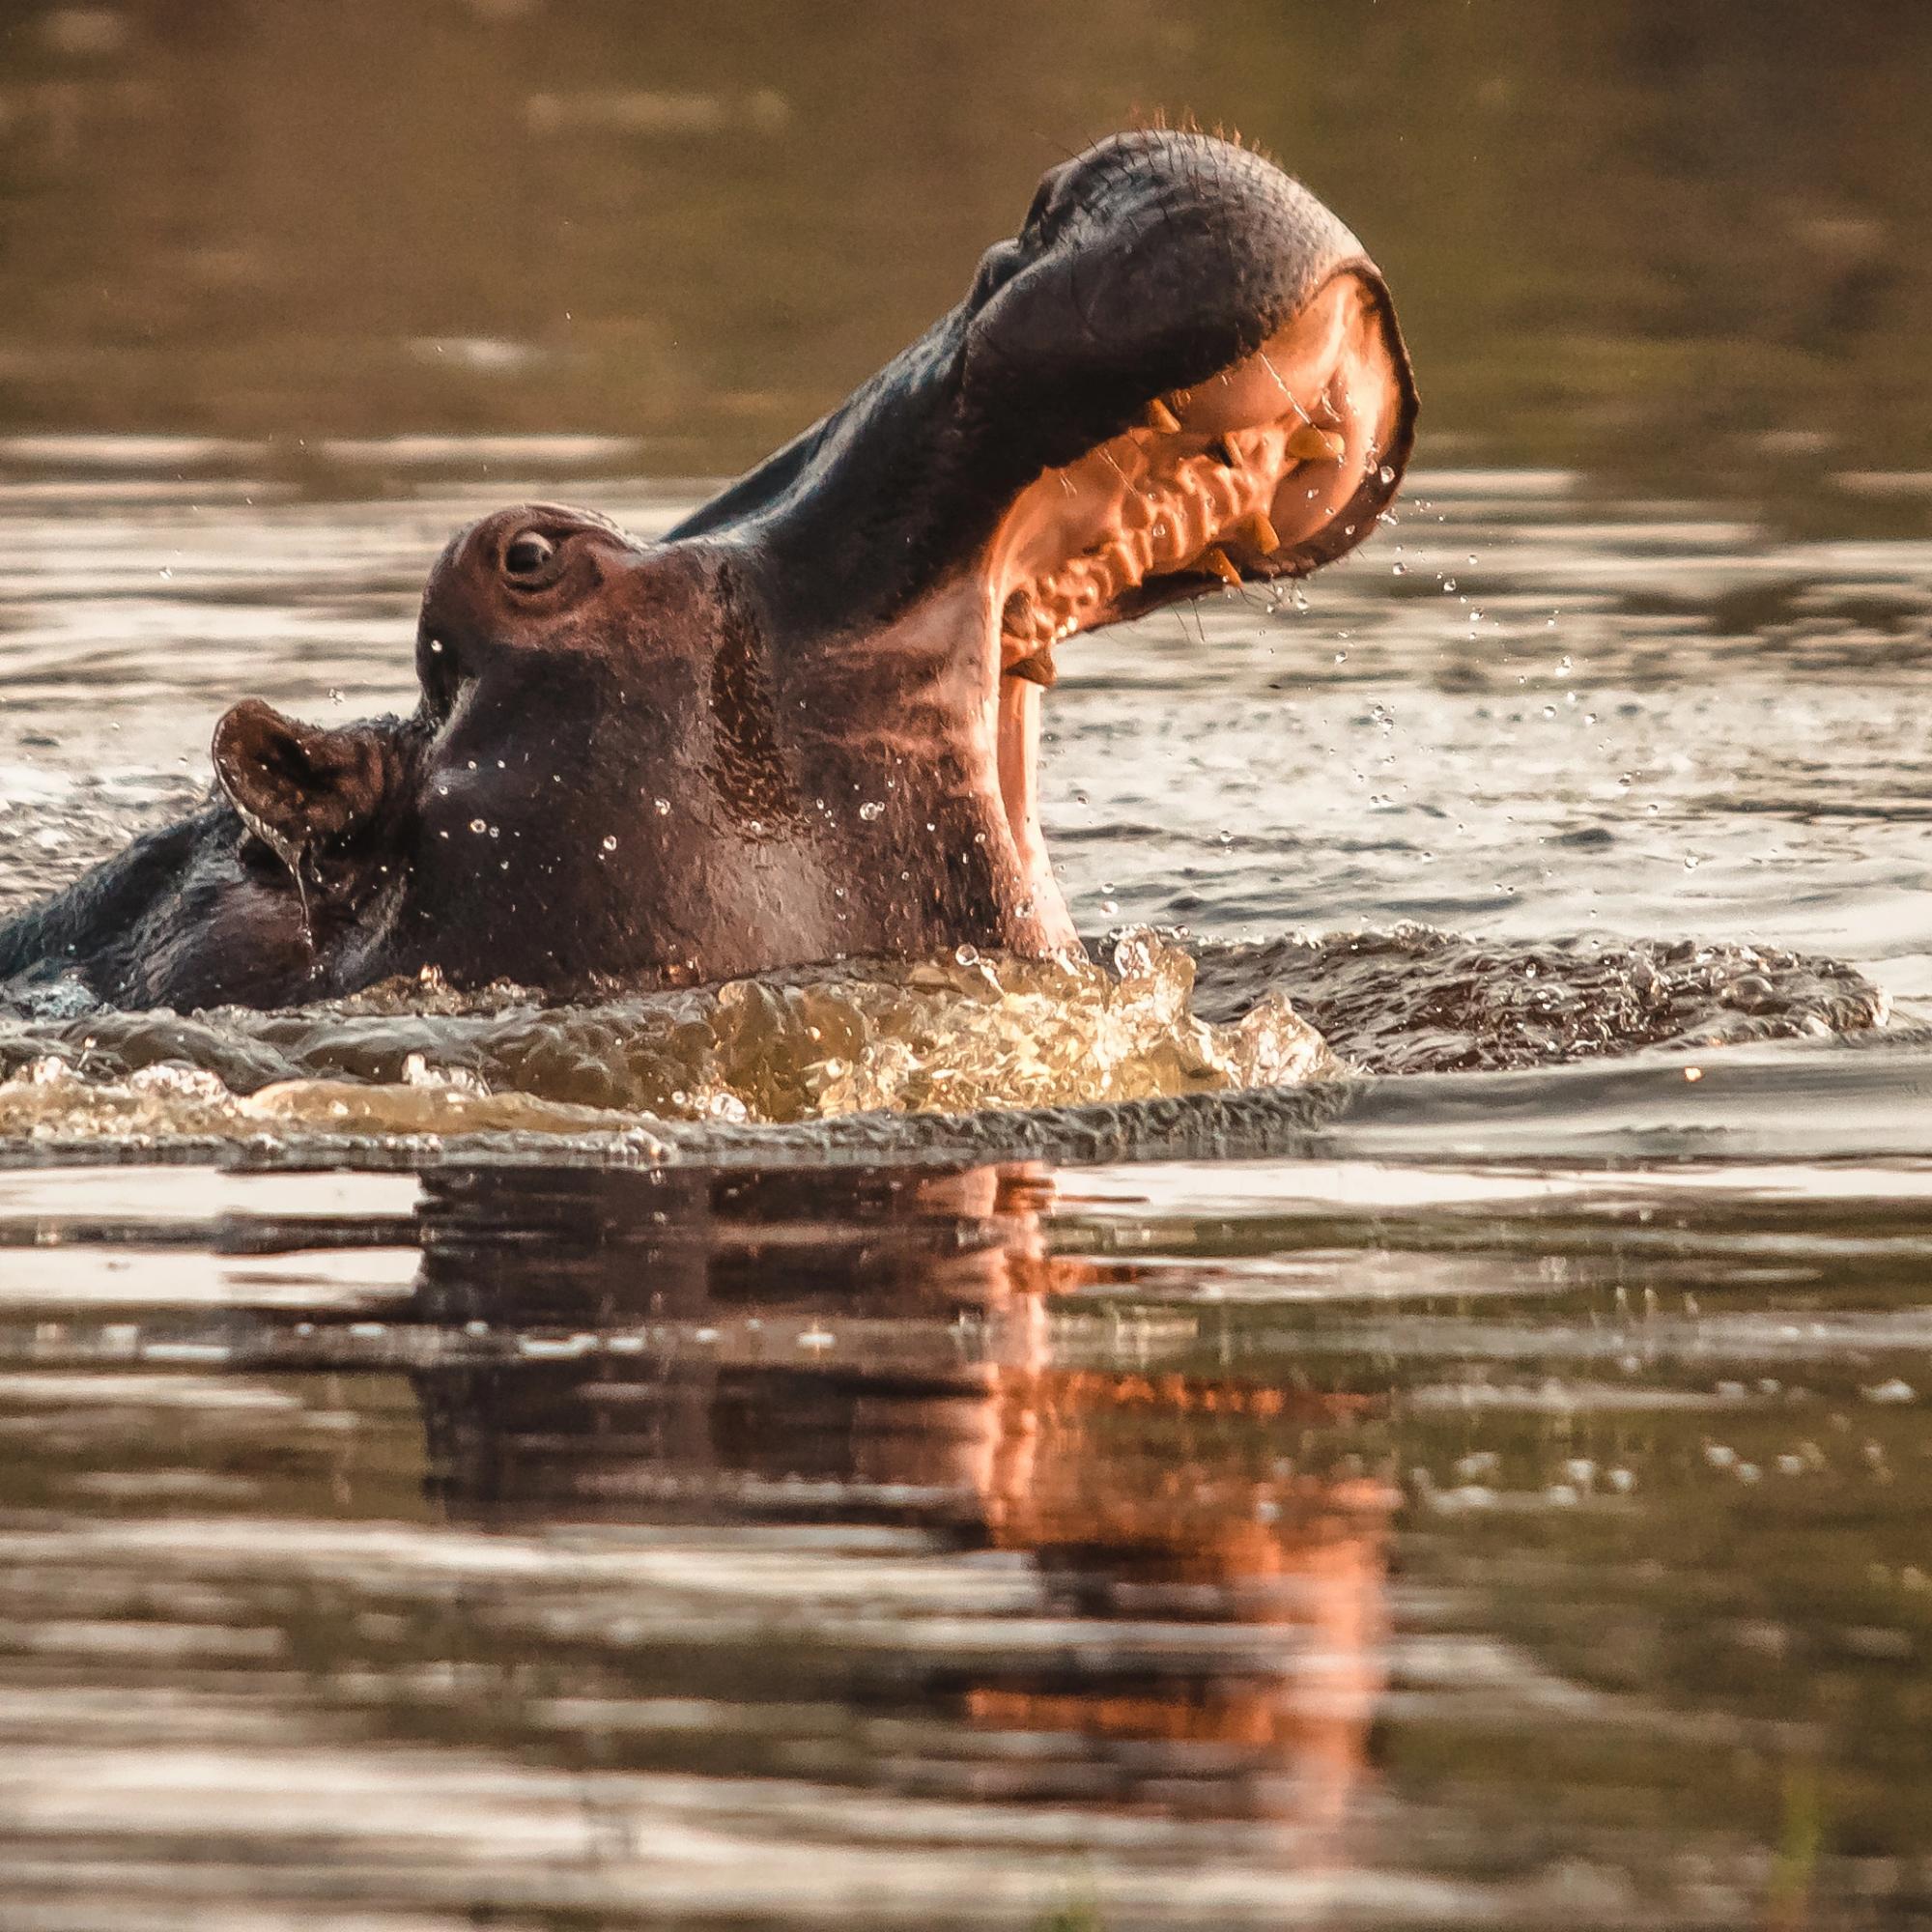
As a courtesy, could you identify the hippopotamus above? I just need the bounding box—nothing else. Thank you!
[0,131,1415,1009]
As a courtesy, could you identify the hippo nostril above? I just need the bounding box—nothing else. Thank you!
[503,531,556,579]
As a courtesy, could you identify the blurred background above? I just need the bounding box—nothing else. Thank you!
[1,0,1927,528]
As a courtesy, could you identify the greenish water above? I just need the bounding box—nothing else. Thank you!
[2,0,1929,514]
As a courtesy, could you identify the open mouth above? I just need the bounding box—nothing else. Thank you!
[978,270,1413,909]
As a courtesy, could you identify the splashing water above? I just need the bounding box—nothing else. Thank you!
[0,917,1889,1156]
[0,931,1336,1147]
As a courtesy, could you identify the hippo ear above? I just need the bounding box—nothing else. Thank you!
[212,698,398,879]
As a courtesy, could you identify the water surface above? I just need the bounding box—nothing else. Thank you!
[2,444,1930,1928]
[3,1153,1932,1928]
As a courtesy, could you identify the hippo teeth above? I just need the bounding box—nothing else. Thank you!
[1285,420,1348,463]
[1236,510,1281,554]
[988,275,1407,680]
[1200,546,1242,589]
[995,438,1319,660]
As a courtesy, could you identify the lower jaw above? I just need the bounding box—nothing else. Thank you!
[793,573,1077,960]
[997,674,1077,949]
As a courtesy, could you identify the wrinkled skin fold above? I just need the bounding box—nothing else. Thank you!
[0,131,1416,1010]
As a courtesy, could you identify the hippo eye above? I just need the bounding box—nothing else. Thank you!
[503,530,556,579]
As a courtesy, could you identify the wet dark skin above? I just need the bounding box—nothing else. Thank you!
[0,132,1416,1009]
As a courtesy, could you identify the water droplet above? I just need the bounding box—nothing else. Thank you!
[601,834,617,852]
[858,801,885,822]
[1390,561,1406,577]
[469,817,487,834]
[954,944,980,965]
[653,797,670,815]
[1378,465,1395,484]
[157,566,173,582]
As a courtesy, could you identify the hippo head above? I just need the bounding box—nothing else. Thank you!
[208,511,810,994]
[5,131,1415,1009]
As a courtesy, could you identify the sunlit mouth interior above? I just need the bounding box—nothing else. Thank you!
[979,271,1409,909]
[988,273,1405,687]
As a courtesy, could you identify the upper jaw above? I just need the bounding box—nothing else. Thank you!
[665,134,1405,639]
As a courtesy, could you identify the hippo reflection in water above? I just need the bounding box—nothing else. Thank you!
[406,1161,1391,1839]
[0,132,1415,1009]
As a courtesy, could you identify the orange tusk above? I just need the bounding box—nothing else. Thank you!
[1201,546,1242,588]
[1007,647,1058,687]
[1143,396,1182,435]
[1286,421,1347,463]
[1236,510,1281,554]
